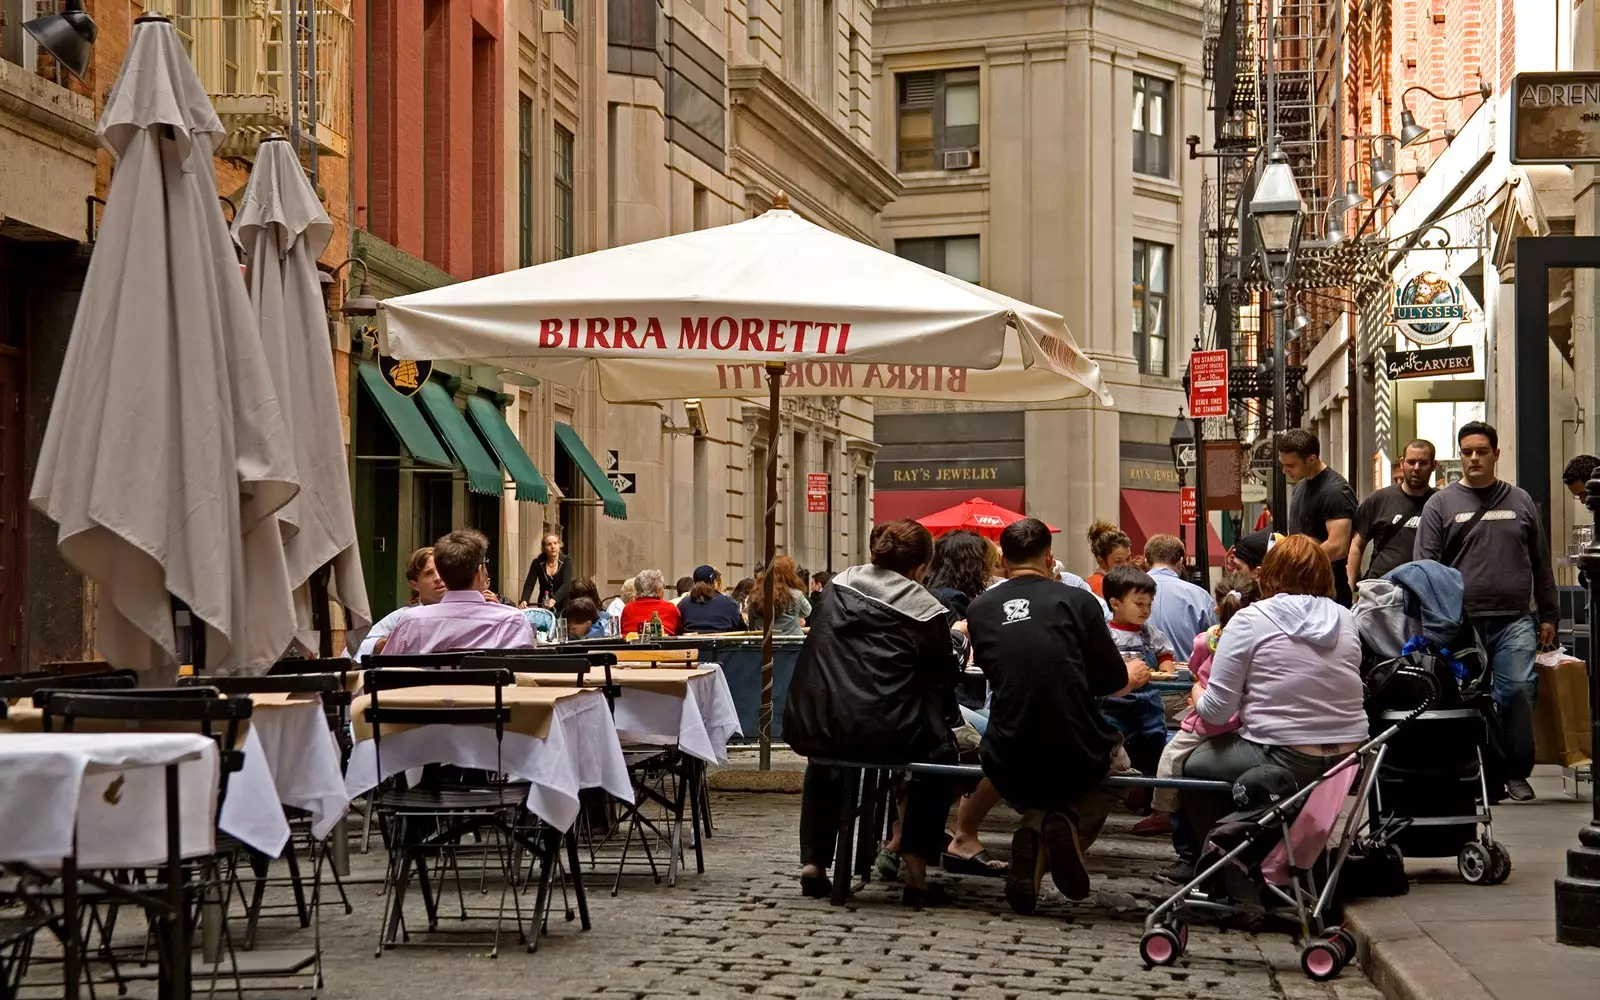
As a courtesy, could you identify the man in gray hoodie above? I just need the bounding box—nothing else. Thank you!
[1414,421,1559,802]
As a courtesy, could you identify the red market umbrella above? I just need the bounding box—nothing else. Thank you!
[915,497,1058,541]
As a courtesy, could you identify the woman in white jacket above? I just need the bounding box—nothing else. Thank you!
[1181,535,1367,826]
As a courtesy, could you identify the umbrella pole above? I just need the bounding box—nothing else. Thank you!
[758,361,784,771]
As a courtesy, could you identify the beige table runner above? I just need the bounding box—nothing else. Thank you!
[350,685,591,741]
[515,667,713,698]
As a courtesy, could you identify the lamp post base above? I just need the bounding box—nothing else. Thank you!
[1555,825,1600,947]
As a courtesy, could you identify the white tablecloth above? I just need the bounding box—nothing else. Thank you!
[343,688,631,832]
[248,700,349,840]
[0,732,219,868]
[613,667,741,764]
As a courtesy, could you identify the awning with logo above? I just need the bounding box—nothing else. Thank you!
[465,395,549,504]
[418,381,505,496]
[356,362,453,469]
[554,422,626,519]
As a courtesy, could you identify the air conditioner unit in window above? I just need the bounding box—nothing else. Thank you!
[943,148,976,170]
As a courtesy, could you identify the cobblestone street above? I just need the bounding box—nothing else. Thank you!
[268,792,1386,1000]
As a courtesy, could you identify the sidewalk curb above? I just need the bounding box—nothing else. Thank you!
[1345,899,1496,1000]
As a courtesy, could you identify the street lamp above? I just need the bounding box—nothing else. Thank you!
[1557,474,1600,946]
[1249,135,1305,536]
[1399,80,1491,149]
[1170,407,1195,567]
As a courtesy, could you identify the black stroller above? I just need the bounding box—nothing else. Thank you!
[1354,561,1511,886]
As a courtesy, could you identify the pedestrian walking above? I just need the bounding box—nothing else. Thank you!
[1347,439,1438,591]
[1413,421,1559,802]
[1277,429,1358,606]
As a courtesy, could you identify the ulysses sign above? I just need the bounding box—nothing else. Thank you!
[1510,71,1600,164]
[1385,346,1475,380]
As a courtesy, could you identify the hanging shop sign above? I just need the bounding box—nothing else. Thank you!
[379,354,433,396]
[1385,346,1476,380]
[1391,268,1468,346]
[1509,72,1600,165]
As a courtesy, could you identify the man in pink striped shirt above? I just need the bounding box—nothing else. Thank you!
[383,529,534,654]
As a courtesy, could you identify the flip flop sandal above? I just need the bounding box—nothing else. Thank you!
[875,847,902,882]
[1042,812,1091,901]
[941,850,1010,877]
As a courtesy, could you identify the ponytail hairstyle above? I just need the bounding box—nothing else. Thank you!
[1213,573,1260,629]
[1086,519,1132,568]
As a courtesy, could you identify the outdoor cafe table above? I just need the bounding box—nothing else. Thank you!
[0,732,219,1000]
[0,702,304,859]
[342,685,631,832]
[515,667,742,764]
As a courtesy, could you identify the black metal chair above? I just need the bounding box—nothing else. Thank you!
[363,666,534,957]
[38,689,256,999]
[362,651,473,670]
[175,673,353,946]
[0,671,137,719]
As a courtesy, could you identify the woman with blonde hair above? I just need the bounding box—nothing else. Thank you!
[519,532,571,609]
[1084,520,1132,597]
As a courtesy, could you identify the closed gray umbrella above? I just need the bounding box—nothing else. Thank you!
[233,136,372,651]
[30,15,299,678]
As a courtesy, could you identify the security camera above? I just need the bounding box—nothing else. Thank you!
[683,399,709,437]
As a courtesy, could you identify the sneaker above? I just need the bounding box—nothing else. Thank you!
[1504,777,1537,802]
[1005,815,1046,916]
[1156,860,1196,886]
[1041,812,1091,901]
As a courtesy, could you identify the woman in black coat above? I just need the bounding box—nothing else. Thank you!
[519,533,571,608]
[783,519,964,906]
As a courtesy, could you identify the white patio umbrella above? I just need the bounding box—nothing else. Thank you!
[30,14,299,679]
[233,136,372,655]
[378,197,1113,762]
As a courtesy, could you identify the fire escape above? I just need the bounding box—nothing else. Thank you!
[1199,0,1349,501]
[139,0,352,184]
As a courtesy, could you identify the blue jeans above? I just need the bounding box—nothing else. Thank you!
[1480,614,1538,780]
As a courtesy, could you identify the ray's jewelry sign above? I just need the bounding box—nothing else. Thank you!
[1391,267,1467,346]
[1510,71,1600,164]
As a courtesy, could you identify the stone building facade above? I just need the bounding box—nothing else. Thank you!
[869,0,1207,572]
[493,1,897,603]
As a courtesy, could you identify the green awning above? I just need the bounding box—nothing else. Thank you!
[554,422,626,519]
[356,363,453,468]
[465,395,549,504]
[418,381,504,496]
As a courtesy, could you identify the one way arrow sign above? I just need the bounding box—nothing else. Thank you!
[1175,443,1197,471]
[608,472,637,495]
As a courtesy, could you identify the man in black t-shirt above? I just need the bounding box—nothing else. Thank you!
[1279,428,1359,606]
[1348,438,1438,590]
[969,518,1150,916]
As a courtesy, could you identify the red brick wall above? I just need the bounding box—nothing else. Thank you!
[1372,0,1498,201]
[359,0,498,280]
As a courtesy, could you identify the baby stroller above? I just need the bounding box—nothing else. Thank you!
[1355,561,1510,886]
[1138,653,1445,982]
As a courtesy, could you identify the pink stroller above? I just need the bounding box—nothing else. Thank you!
[1138,712,1420,982]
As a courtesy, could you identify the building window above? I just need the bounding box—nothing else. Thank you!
[554,0,575,22]
[895,236,980,286]
[1132,73,1172,178]
[518,96,533,268]
[896,68,979,172]
[554,125,574,260]
[1133,239,1171,376]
